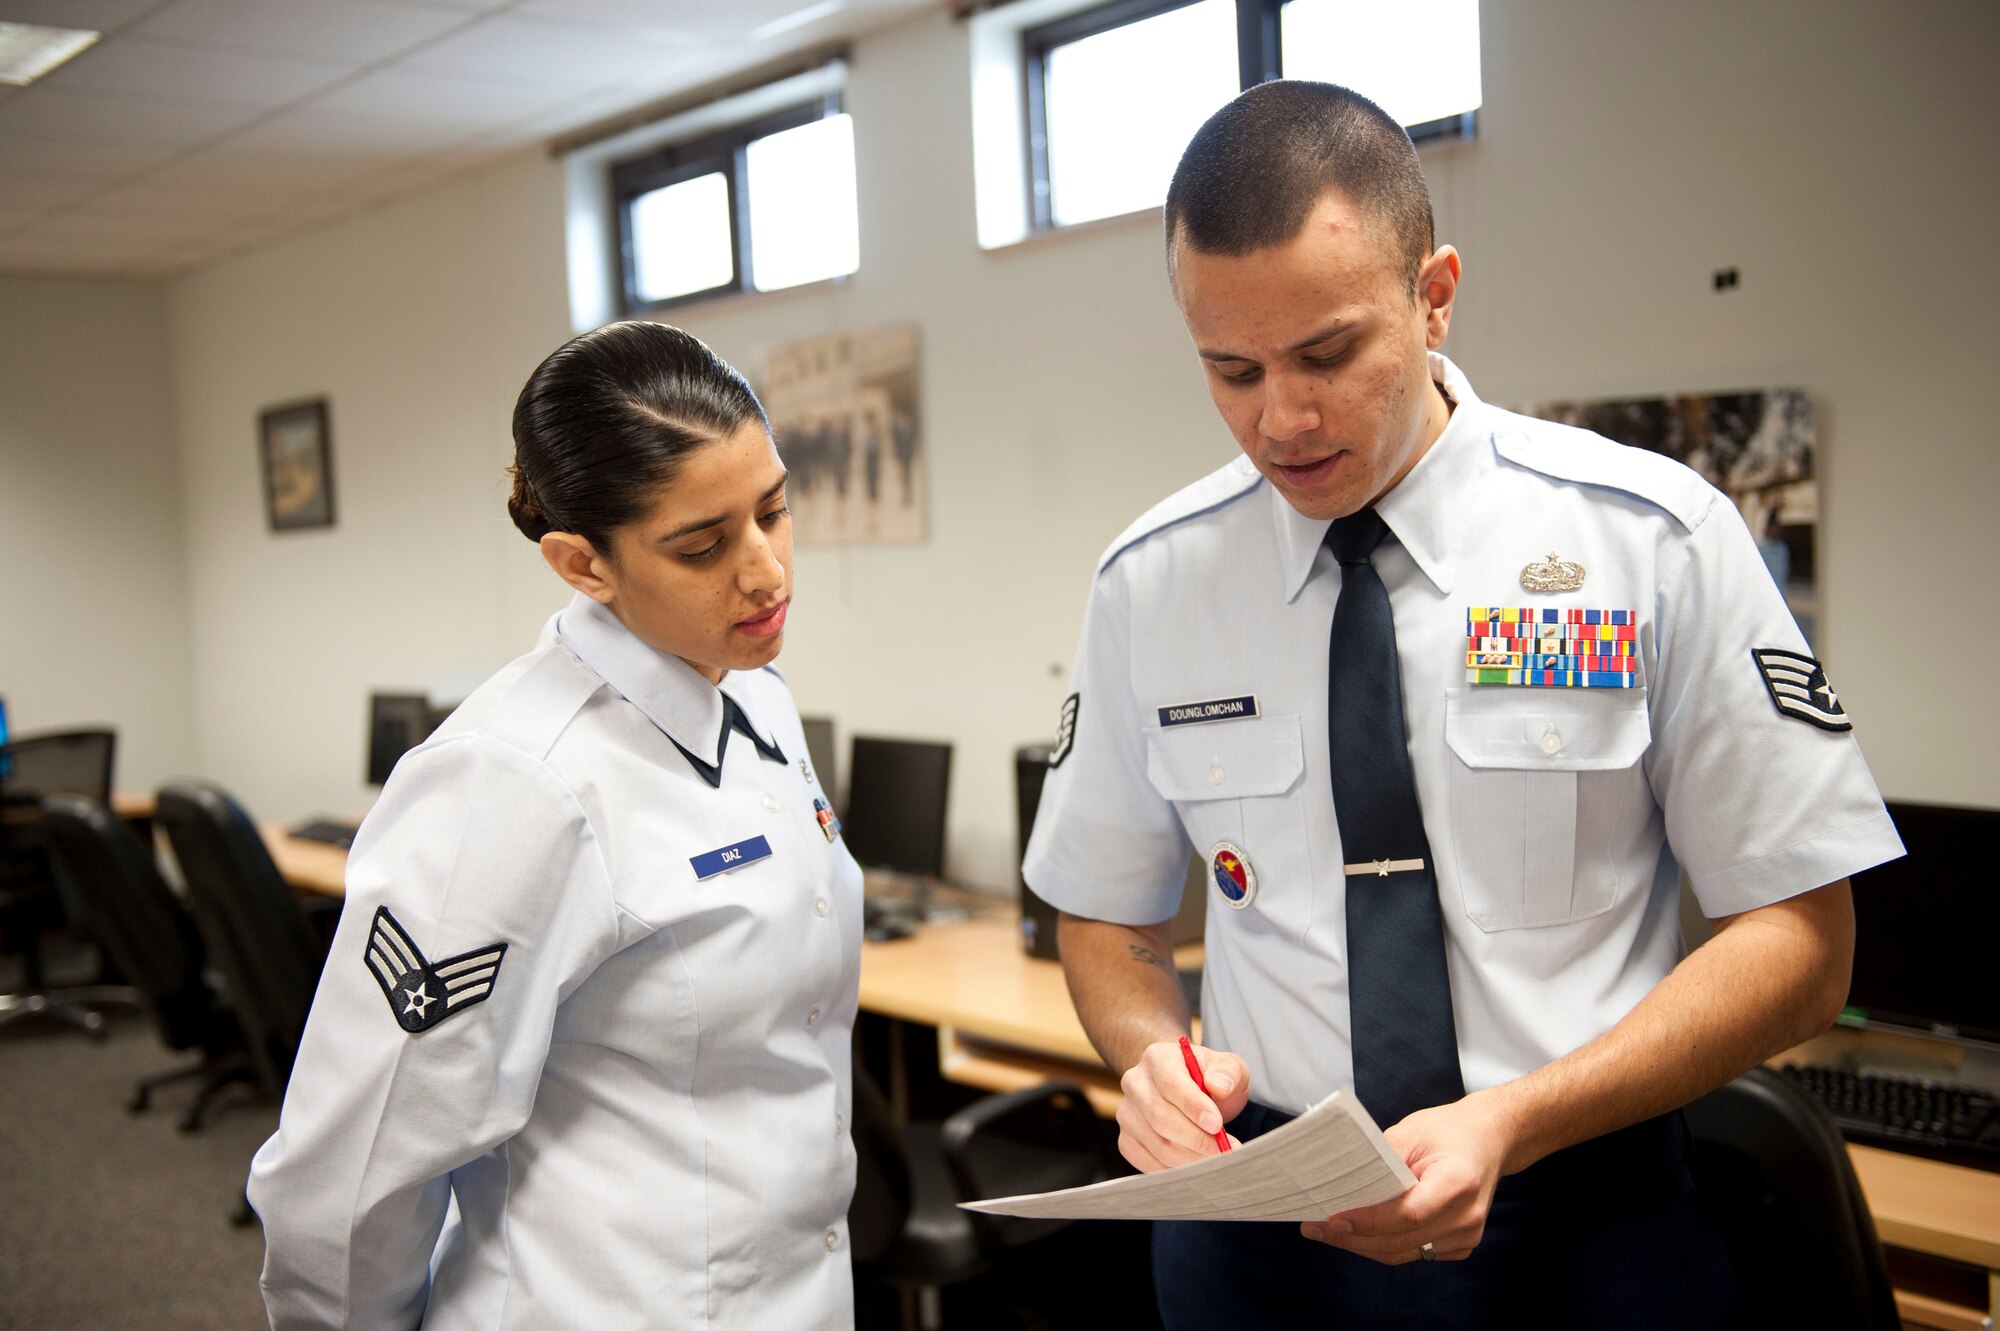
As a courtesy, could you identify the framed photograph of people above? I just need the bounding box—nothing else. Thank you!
[761,325,924,545]
[1515,388,1819,643]
[260,398,335,532]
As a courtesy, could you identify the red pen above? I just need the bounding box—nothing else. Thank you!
[1179,1035,1232,1153]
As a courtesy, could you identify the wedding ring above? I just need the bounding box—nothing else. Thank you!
[1420,1242,1437,1262]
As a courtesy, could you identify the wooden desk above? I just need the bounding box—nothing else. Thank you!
[261,825,348,896]
[863,911,1126,1115]
[863,913,2000,1330]
[115,790,350,897]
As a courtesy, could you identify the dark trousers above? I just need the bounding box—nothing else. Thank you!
[1153,1102,1737,1330]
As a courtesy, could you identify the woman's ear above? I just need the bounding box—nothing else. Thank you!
[540,531,617,603]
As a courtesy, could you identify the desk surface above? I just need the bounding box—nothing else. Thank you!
[261,824,348,896]
[861,912,1099,1065]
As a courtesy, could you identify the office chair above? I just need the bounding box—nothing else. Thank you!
[41,794,253,1130]
[0,729,139,1035]
[849,1064,1119,1330]
[154,782,326,1222]
[153,783,322,1101]
[1682,1066,1901,1331]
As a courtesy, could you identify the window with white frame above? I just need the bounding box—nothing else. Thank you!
[987,0,1481,242]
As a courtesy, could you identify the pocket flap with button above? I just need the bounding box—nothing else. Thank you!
[1145,714,1306,801]
[1444,687,1651,773]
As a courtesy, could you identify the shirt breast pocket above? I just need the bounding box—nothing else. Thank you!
[1144,715,1310,935]
[1443,686,1652,931]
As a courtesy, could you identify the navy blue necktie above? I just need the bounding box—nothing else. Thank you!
[1326,509,1464,1127]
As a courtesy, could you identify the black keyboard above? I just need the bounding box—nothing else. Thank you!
[1782,1063,2000,1167]
[289,818,358,850]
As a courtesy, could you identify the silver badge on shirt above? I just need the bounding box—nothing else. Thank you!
[1519,551,1585,592]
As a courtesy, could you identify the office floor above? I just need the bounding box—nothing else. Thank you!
[0,971,1157,1331]
[0,1000,273,1330]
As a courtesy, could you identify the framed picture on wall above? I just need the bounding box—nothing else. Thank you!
[260,398,335,532]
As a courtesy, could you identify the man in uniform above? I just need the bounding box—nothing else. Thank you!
[1023,80,1902,1327]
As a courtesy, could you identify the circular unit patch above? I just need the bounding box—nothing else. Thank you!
[1210,841,1257,910]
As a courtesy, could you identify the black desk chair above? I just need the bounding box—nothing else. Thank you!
[154,782,326,1222]
[1683,1065,1901,1331]
[850,1065,1119,1330]
[153,782,322,1104]
[0,729,138,1035]
[41,794,253,1129]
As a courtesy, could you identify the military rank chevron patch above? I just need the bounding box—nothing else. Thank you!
[364,907,508,1034]
[1752,648,1852,732]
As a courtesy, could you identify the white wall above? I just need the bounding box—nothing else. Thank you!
[157,0,2000,887]
[0,277,196,791]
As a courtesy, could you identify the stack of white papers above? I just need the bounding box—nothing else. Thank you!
[961,1089,1416,1222]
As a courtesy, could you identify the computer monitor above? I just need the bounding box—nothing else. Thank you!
[366,693,433,786]
[801,716,839,811]
[842,735,951,879]
[1845,800,2000,1050]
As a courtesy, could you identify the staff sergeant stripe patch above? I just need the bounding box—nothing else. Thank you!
[1751,648,1852,732]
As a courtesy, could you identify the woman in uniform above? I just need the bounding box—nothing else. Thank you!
[249,321,865,1330]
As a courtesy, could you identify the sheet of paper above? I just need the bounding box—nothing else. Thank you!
[960,1088,1415,1222]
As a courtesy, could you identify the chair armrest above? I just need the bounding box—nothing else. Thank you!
[939,1080,1117,1249]
[940,1080,1101,1155]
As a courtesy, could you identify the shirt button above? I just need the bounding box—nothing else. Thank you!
[806,1006,820,1028]
[762,793,780,812]
[813,896,829,917]
[824,1229,839,1252]
[1208,764,1225,786]
[1540,728,1563,756]
[835,1113,845,1134]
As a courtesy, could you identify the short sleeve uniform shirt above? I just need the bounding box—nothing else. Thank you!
[1024,354,1902,1113]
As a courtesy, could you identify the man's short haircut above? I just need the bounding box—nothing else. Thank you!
[1165,80,1435,291]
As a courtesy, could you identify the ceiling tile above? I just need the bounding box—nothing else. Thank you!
[400,14,707,89]
[512,0,805,41]
[131,0,475,65]
[308,64,580,128]
[0,173,106,209]
[0,87,249,150]
[0,134,176,181]
[134,143,398,207]
[228,103,485,157]
[367,0,517,11]
[0,0,160,33]
[31,34,361,109]
[85,180,267,224]
[10,208,235,251]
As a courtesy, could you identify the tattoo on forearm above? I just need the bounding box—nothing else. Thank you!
[1128,944,1175,974]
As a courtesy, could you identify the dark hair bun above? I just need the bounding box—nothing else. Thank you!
[505,321,769,550]
[506,462,553,541]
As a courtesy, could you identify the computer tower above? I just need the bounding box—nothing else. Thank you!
[1016,744,1207,962]
[1015,745,1062,959]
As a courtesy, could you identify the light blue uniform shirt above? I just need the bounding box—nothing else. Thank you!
[1025,354,1902,1115]
[251,593,863,1330]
